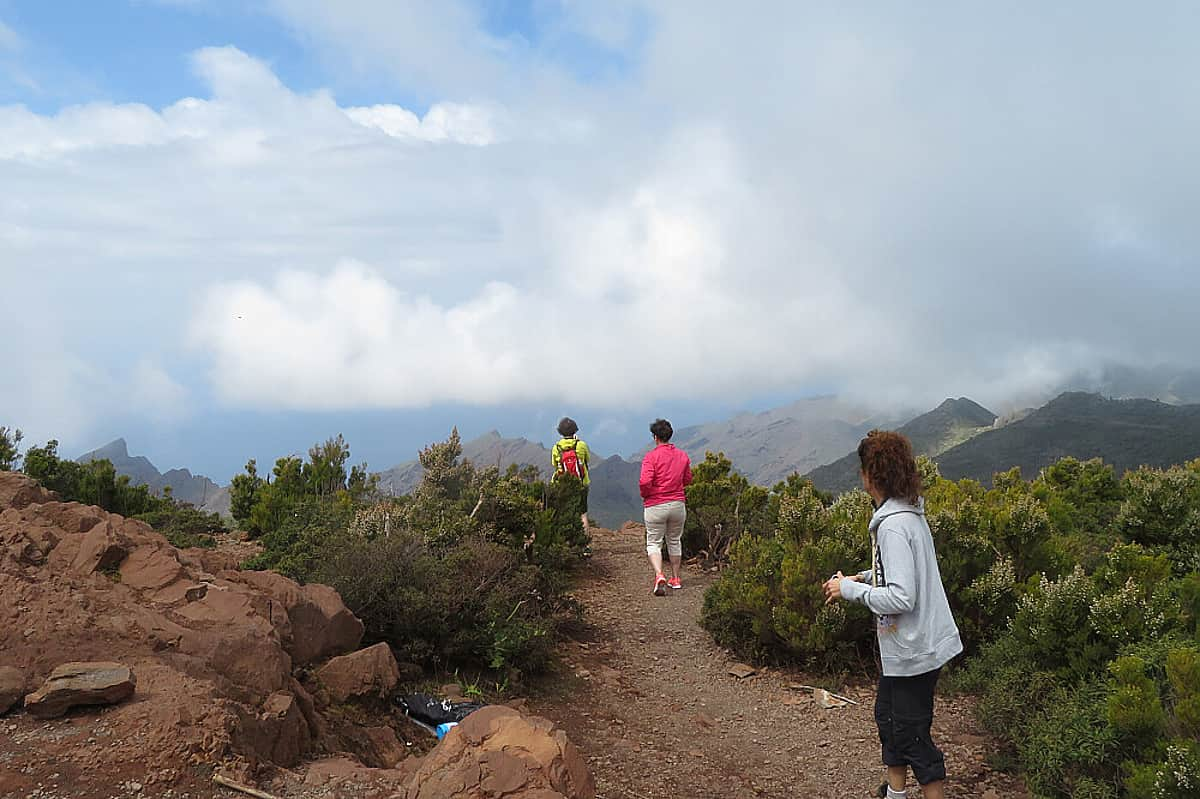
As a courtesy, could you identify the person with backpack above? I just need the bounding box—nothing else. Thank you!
[639,418,692,596]
[551,417,591,529]
[822,430,962,799]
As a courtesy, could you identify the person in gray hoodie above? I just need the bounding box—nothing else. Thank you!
[823,430,963,799]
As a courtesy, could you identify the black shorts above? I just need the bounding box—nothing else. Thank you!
[580,486,589,513]
[875,668,945,785]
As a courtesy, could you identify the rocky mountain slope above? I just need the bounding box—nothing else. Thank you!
[807,398,997,493]
[77,438,230,516]
[670,396,909,487]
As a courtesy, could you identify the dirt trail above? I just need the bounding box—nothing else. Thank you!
[530,524,1028,799]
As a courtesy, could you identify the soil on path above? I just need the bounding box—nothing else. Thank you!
[530,524,1028,799]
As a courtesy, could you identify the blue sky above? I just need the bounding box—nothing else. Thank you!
[3,1,1199,482]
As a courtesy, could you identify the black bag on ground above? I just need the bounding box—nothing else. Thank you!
[399,693,485,726]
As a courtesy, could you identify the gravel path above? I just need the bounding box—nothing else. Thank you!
[530,524,1029,799]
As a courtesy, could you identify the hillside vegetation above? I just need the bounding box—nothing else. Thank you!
[936,392,1200,485]
[230,429,589,675]
[698,452,1200,798]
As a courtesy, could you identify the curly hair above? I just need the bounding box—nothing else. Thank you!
[557,417,579,437]
[649,418,673,442]
[857,429,922,504]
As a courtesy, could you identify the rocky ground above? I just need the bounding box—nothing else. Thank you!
[528,523,1030,799]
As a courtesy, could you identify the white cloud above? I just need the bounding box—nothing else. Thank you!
[7,4,1200,444]
[0,19,20,52]
[131,361,191,423]
[346,102,498,145]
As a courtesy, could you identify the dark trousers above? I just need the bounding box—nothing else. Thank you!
[875,667,945,785]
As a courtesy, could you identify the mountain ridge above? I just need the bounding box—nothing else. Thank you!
[806,397,997,493]
[77,439,231,516]
[934,392,1200,484]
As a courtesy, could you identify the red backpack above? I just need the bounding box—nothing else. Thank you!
[558,440,584,480]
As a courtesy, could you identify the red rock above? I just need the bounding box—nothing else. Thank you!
[231,686,312,767]
[120,544,186,591]
[24,662,136,719]
[72,519,134,575]
[0,471,56,509]
[316,642,400,704]
[230,570,363,665]
[402,705,595,799]
[0,666,24,714]
[361,725,408,768]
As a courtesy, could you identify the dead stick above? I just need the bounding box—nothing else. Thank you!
[213,774,281,799]
[789,684,860,706]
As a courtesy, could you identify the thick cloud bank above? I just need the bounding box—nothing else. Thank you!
[4,3,1200,442]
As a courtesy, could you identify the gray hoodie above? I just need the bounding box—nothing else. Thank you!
[839,498,963,677]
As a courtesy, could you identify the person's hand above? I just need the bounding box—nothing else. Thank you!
[823,571,846,604]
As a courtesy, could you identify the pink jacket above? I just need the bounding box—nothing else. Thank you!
[639,444,693,508]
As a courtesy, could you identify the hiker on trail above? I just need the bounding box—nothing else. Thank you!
[823,430,962,799]
[552,417,591,529]
[639,418,692,596]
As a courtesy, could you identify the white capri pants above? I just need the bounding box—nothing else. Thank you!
[644,500,687,557]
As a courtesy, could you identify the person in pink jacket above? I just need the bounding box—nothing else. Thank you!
[639,419,693,596]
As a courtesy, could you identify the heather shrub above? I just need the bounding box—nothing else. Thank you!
[240,430,586,675]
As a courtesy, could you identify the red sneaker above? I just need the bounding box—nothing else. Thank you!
[667,577,682,590]
[653,574,667,596]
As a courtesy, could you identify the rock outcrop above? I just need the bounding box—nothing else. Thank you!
[23,662,136,719]
[0,471,360,771]
[400,705,595,799]
[316,642,401,704]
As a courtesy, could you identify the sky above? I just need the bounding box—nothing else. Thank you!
[3,1,1199,481]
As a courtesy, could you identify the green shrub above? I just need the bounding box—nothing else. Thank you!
[134,504,226,549]
[1125,741,1200,799]
[1166,649,1200,737]
[237,431,583,676]
[1020,680,1117,798]
[684,452,772,560]
[1107,657,1166,756]
[309,526,576,674]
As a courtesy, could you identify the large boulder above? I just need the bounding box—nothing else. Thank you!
[232,690,315,768]
[0,472,56,510]
[24,662,136,719]
[228,570,363,665]
[401,705,595,799]
[316,642,400,704]
[0,666,24,714]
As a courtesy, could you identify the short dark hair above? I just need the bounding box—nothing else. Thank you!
[557,417,578,437]
[649,418,673,442]
[857,430,922,504]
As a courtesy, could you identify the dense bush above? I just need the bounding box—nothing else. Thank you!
[133,504,226,549]
[242,430,587,675]
[700,453,1200,797]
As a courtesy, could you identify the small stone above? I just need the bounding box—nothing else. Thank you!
[728,663,757,679]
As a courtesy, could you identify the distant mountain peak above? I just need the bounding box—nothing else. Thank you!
[74,438,228,516]
[806,396,996,493]
[89,438,130,459]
